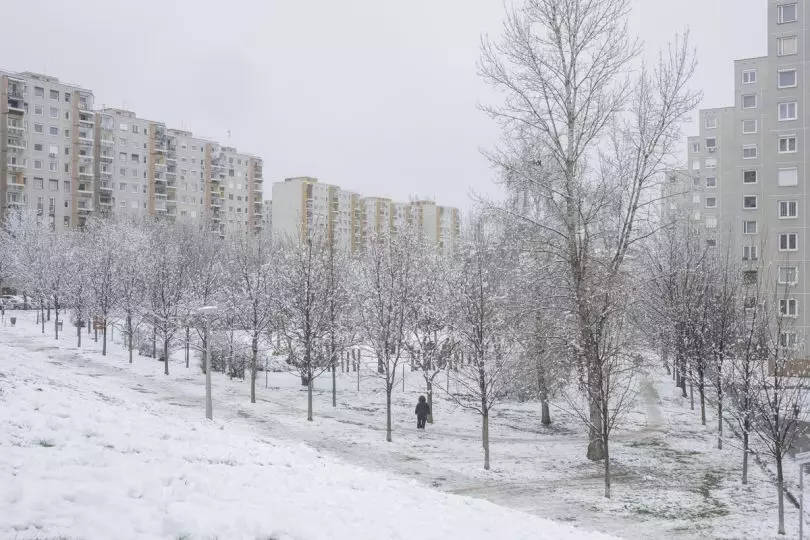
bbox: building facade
[0,70,264,235]
[270,177,460,254]
[684,0,808,353]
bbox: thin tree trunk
[777,453,785,535]
[689,381,694,411]
[386,388,392,442]
[717,392,723,450]
[250,335,258,404]
[482,412,490,470]
[152,326,156,359]
[47,305,50,321]
[185,326,190,368]
[54,305,59,340]
[307,376,314,421]
[331,358,337,408]
[742,417,749,485]
[41,305,45,334]
[127,315,133,364]
[102,320,107,356]
[604,436,611,499]
[699,380,706,426]
[427,379,434,424]
[77,321,81,347]
[163,337,169,375]
[587,398,605,461]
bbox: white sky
[8,0,766,210]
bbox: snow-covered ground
[0,311,805,539]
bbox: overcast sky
[10,0,765,210]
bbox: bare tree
[83,218,123,355]
[481,0,700,461]
[117,222,148,364]
[354,227,419,442]
[446,217,518,470]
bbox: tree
[227,231,275,404]
[323,240,354,409]
[354,227,419,442]
[275,229,333,420]
[481,0,700,461]
[83,218,123,355]
[446,217,518,470]
[146,220,187,375]
[116,221,148,364]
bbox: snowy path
[1,315,805,539]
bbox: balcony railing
[7,179,25,191]
[99,181,113,191]
[77,201,93,212]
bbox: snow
[0,312,617,540]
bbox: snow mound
[0,340,618,540]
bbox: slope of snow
[0,315,617,540]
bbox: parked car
[0,295,22,310]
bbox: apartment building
[684,0,808,354]
[0,71,96,230]
[270,177,460,254]
[0,70,265,236]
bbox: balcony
[78,136,94,148]
[7,179,25,191]
[7,137,26,152]
[77,201,93,213]
[100,137,115,147]
[77,183,94,195]
[100,152,114,162]
[100,169,113,180]
[7,157,25,171]
[7,97,24,115]
[6,192,24,206]
[99,181,113,191]
[78,153,94,165]
[154,200,167,212]
[78,112,94,127]
[7,119,24,134]
[78,168,94,179]
[99,198,113,207]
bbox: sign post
[795,451,810,539]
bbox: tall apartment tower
[685,1,807,351]
[0,72,95,230]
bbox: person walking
[415,395,430,429]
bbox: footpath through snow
[0,315,618,540]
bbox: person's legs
[417,415,426,429]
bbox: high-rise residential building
[270,176,460,253]
[683,0,807,354]
[1,71,95,230]
[0,70,264,235]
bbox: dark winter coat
[415,401,430,417]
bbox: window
[779,266,798,284]
[693,194,701,204]
[780,200,798,218]
[34,105,43,116]
[119,201,126,208]
[743,170,757,184]
[706,216,717,229]
[64,129,69,138]
[49,179,58,191]
[131,184,138,193]
[119,138,128,147]
[705,157,717,168]
[131,168,138,177]
[64,163,69,173]
[49,126,58,136]
[741,119,757,135]
[743,245,758,261]
[742,145,758,159]
[778,69,798,88]
[778,3,798,23]
[119,182,127,191]
[119,123,129,132]
[33,160,43,170]
[780,332,798,348]
[781,298,799,317]
[131,201,138,209]
[49,106,58,119]
[33,143,43,152]
[132,125,139,134]
[705,116,717,129]
[34,86,44,98]
[779,232,798,251]
[706,176,717,188]
[64,92,71,103]
[34,178,44,190]
[705,197,717,208]
[743,220,758,234]
[706,137,717,149]
[778,167,799,186]
[49,162,58,172]
[707,239,717,247]
[63,216,70,227]
[691,142,700,153]
[779,135,798,153]
[742,69,757,84]
[49,89,59,100]
[742,94,757,109]
[743,195,758,209]
[34,123,44,133]
[778,36,798,56]
[131,154,139,162]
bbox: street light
[198,305,218,420]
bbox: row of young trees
[643,221,807,535]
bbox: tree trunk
[699,381,706,426]
[689,381,694,411]
[76,321,81,347]
[331,359,337,408]
[54,306,59,340]
[777,452,786,535]
[152,326,156,359]
[604,436,611,499]
[307,376,314,421]
[185,326,190,368]
[41,305,45,334]
[742,415,750,485]
[386,388,392,442]
[250,335,258,404]
[427,379,434,424]
[541,399,551,426]
[482,412,490,471]
[300,374,310,386]
[102,321,107,356]
[717,392,723,450]
[47,305,50,321]
[587,397,605,461]
[127,315,133,364]
[163,337,169,375]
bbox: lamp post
[198,306,218,420]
